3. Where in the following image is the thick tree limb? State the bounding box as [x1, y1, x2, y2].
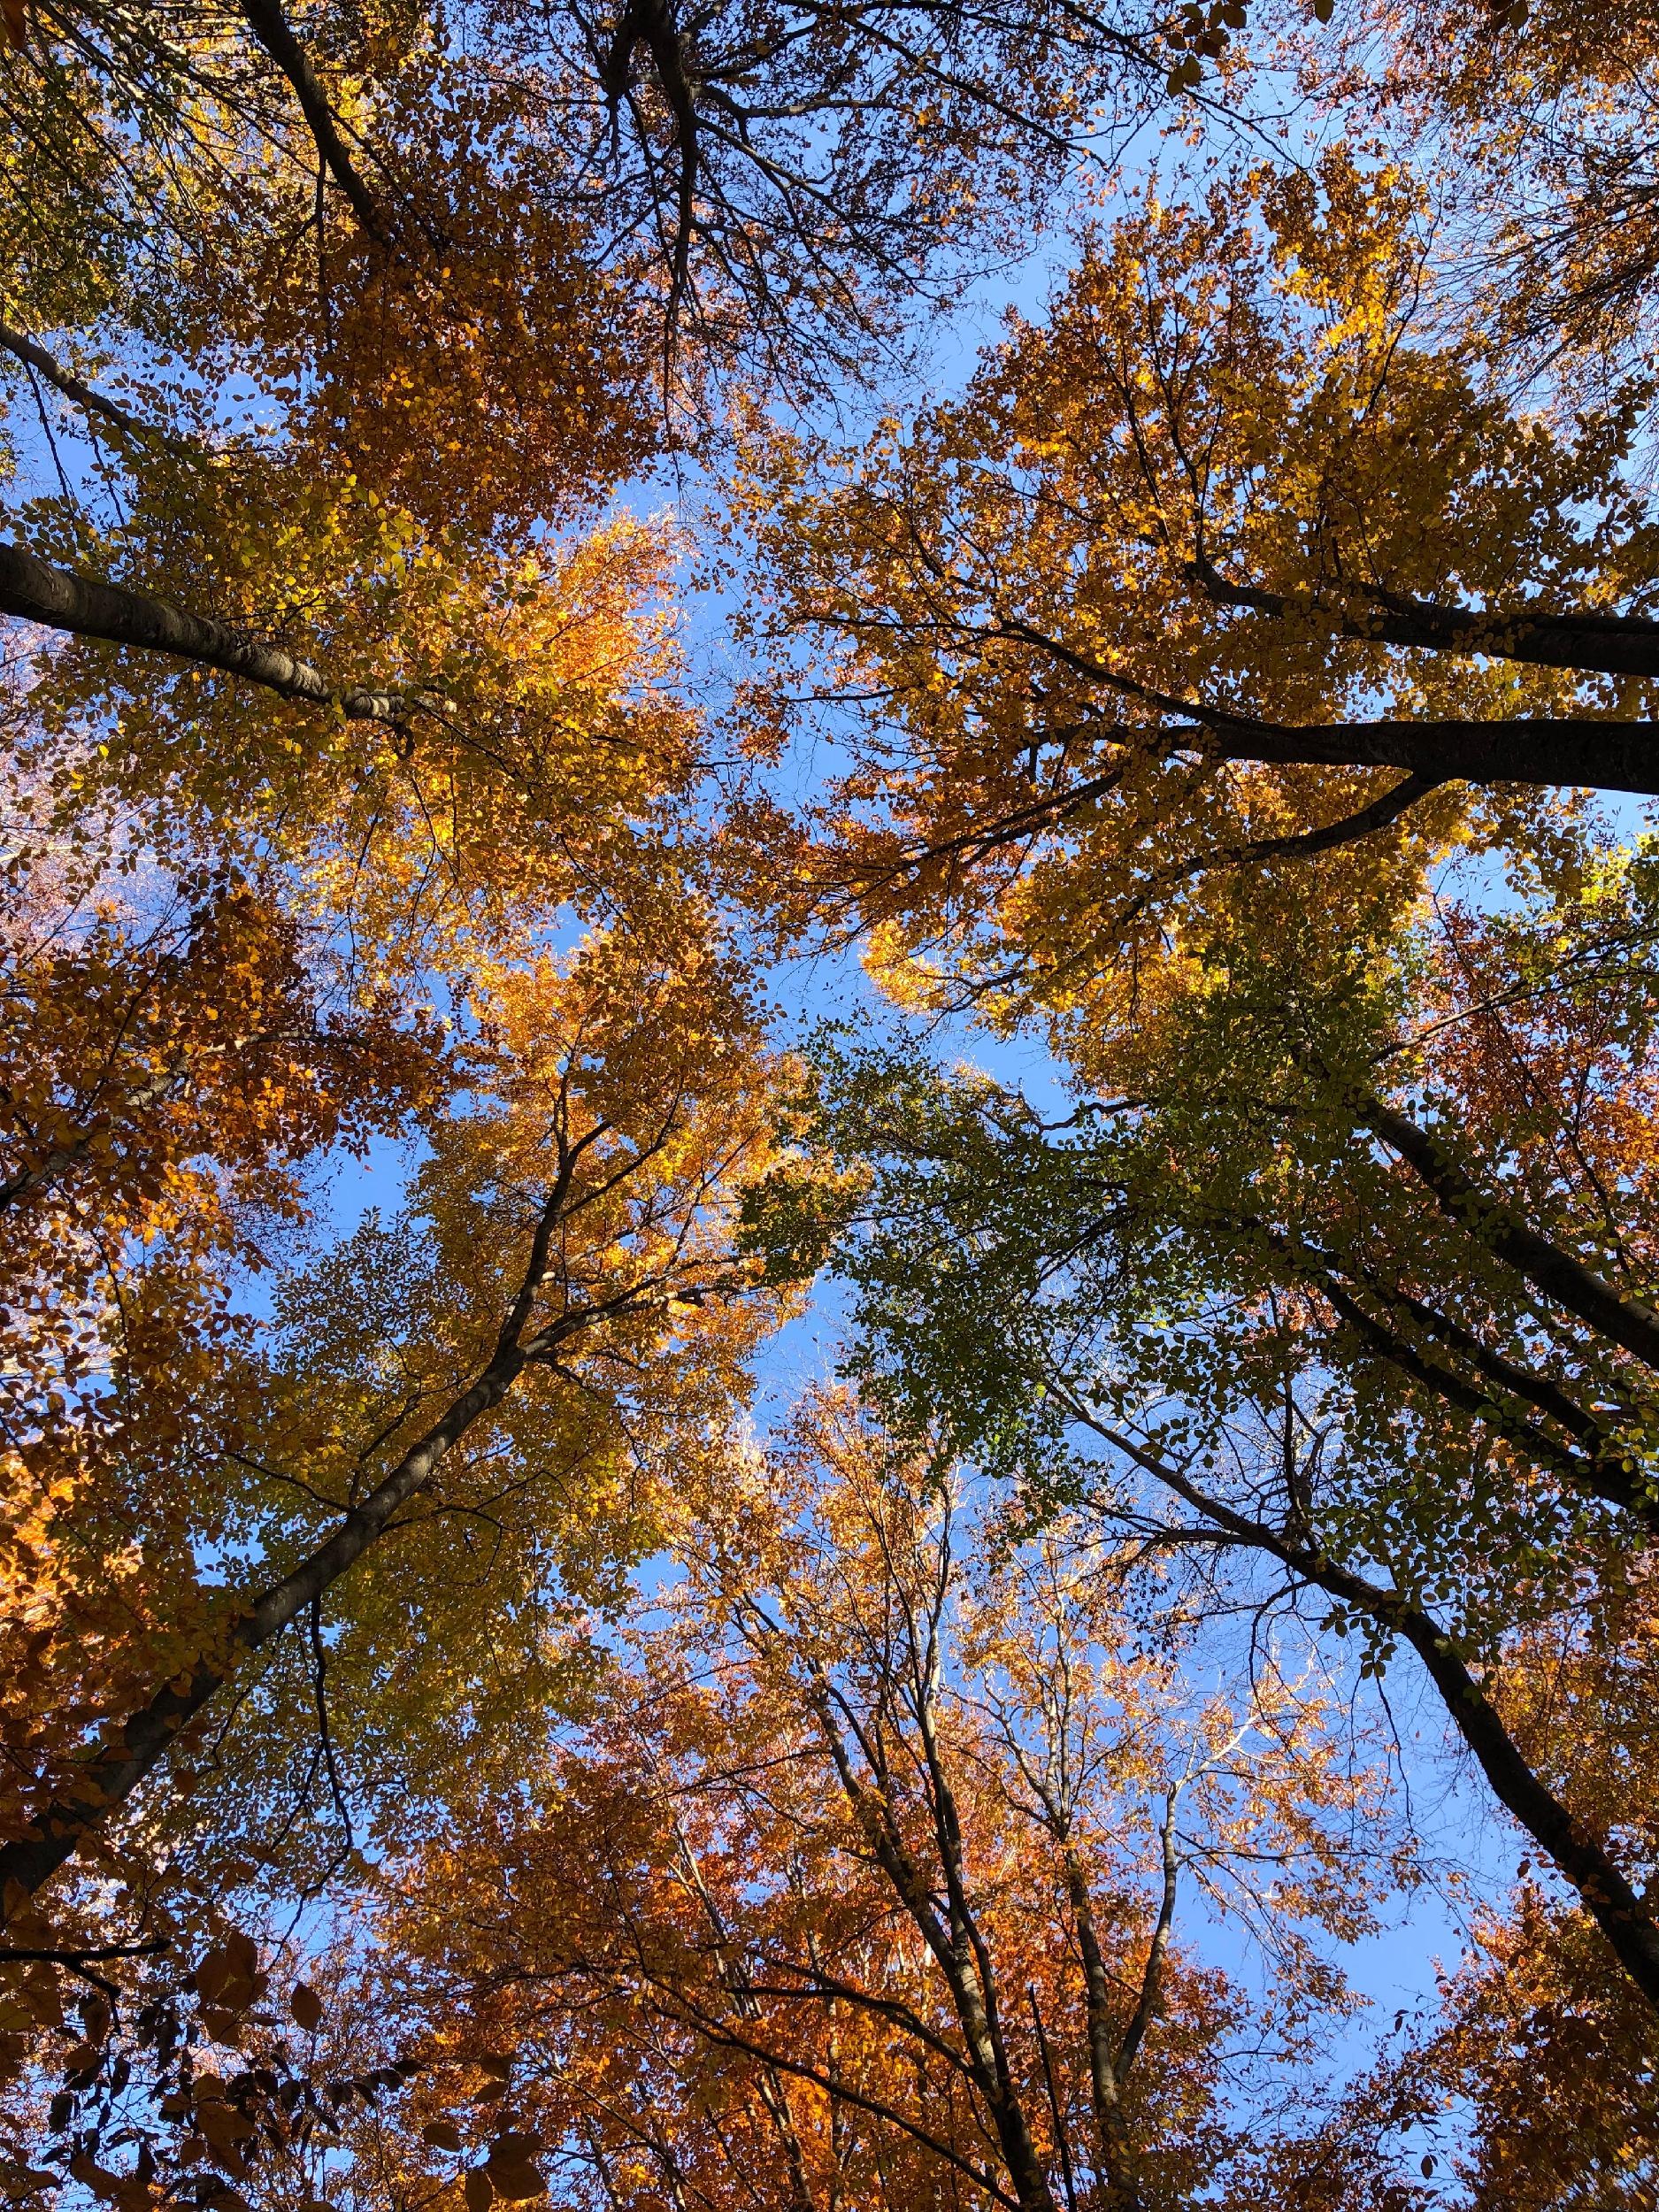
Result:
[235, 0, 387, 243]
[1191, 559, 1659, 684]
[600, 0, 701, 320]
[0, 540, 436, 726]
[1153, 713, 1659, 795]
[1356, 1092, 1659, 1372]
[997, 611, 1659, 794]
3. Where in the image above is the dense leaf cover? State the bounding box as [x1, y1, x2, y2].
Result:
[3, 2, 1659, 2208]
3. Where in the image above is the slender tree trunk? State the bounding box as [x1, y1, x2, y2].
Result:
[1059, 1847, 1141, 2209]
[1091, 1420, 1659, 2015]
[235, 0, 388, 242]
[0, 1348, 526, 1914]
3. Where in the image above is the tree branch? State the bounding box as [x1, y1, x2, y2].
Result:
[1177, 714, 1659, 796]
[0, 539, 441, 727]
[1355, 1091, 1659, 1372]
[0, 324, 194, 454]
[1066, 1401, 1659, 2016]
[1190, 557, 1659, 684]
[1114, 1793, 1175, 2077]
[0, 1178, 602, 1914]
[235, 0, 388, 243]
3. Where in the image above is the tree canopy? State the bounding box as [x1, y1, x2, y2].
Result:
[4, 1, 1659, 2207]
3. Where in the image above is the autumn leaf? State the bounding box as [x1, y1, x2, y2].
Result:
[486, 2132, 546, 2201]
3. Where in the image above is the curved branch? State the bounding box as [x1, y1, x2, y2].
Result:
[1191, 558, 1659, 684]
[1068, 1402, 1659, 2016]
[1356, 1092, 1659, 1372]
[0, 324, 195, 454]
[0, 1178, 612, 1914]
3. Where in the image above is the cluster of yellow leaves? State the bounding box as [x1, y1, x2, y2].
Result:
[734, 149, 1658, 1029]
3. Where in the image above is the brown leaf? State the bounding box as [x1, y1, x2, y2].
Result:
[422, 2119, 465, 2151]
[489, 2133, 540, 2161]
[197, 2102, 255, 2153]
[21, 1967, 62, 2030]
[289, 1983, 323, 2033]
[465, 2170, 494, 2212]
[486, 2136, 546, 2202]
[195, 1932, 263, 2016]
[223, 1931, 258, 1979]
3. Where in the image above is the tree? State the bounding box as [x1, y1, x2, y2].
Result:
[12, 0, 1659, 2193]
[734, 150, 1659, 1009]
[744, 864, 1659, 2012]
[0, 920, 790, 1934]
[323, 1392, 1407, 2212]
[0, 0, 1205, 2078]
[0, 861, 441, 1924]
[719, 103, 1659, 2034]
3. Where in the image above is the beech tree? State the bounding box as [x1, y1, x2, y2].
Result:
[743, 834, 1659, 2014]
[8, 0, 1659, 2204]
[307, 1395, 1406, 2212]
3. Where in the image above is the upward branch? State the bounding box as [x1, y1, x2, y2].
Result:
[0, 1178, 619, 1916]
[235, 0, 388, 244]
[1356, 1091, 1659, 1372]
[0, 324, 196, 456]
[1069, 1402, 1659, 2016]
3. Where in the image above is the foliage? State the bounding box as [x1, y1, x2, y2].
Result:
[5, 0, 1659, 2202]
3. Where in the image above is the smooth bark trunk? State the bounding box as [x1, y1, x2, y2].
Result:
[0, 540, 426, 726]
